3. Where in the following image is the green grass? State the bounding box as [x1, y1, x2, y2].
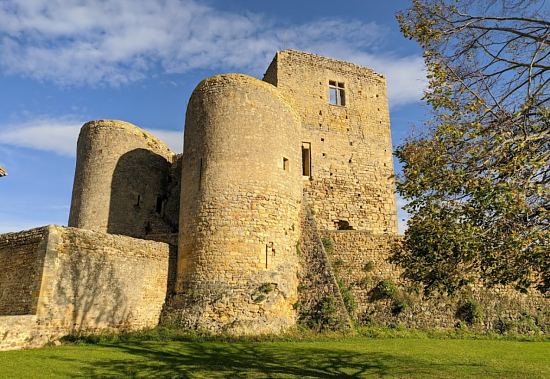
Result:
[1, 336, 549, 378]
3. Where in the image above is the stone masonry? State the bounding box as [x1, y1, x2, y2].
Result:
[0, 226, 171, 350]
[2, 50, 546, 350]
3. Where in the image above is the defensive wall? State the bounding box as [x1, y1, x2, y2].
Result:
[321, 231, 549, 331]
[0, 226, 174, 351]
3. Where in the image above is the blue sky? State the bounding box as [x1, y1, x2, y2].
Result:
[0, 0, 428, 233]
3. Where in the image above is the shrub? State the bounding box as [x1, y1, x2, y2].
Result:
[258, 283, 275, 294]
[337, 279, 357, 315]
[363, 261, 375, 272]
[321, 237, 334, 254]
[372, 279, 398, 300]
[456, 299, 483, 325]
[313, 295, 342, 330]
[332, 258, 344, 271]
[391, 300, 408, 316]
[253, 294, 266, 303]
[510, 313, 542, 334]
[494, 318, 513, 334]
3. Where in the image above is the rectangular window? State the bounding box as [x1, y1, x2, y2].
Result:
[302, 142, 311, 177]
[155, 195, 163, 214]
[282, 157, 289, 171]
[328, 80, 345, 106]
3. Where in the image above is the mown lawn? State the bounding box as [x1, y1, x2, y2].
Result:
[1, 337, 548, 378]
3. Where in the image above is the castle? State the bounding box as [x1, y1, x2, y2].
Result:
[1, 50, 547, 351]
[0, 50, 397, 349]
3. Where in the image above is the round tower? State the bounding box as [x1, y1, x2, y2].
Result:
[68, 120, 175, 237]
[169, 74, 302, 334]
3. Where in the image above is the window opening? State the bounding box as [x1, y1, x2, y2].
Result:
[283, 157, 289, 171]
[135, 194, 141, 207]
[329, 81, 345, 106]
[336, 220, 354, 230]
[198, 158, 203, 190]
[155, 195, 163, 214]
[301, 142, 311, 177]
[265, 242, 274, 269]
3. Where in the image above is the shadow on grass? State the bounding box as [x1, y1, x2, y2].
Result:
[59, 340, 483, 378]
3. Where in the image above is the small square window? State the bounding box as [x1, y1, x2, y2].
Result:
[328, 81, 345, 106]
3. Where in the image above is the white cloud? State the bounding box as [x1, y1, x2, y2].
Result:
[0, 118, 81, 156]
[0, 118, 183, 156]
[0, 0, 426, 105]
[149, 129, 183, 153]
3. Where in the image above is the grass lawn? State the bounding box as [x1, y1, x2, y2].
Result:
[0, 337, 548, 378]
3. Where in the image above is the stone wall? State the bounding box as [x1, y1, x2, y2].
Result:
[0, 227, 48, 315]
[264, 50, 398, 234]
[165, 74, 302, 334]
[296, 201, 352, 329]
[323, 231, 550, 332]
[0, 226, 171, 350]
[0, 316, 43, 350]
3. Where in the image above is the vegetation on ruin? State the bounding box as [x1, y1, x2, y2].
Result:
[372, 279, 398, 299]
[1, 332, 548, 378]
[321, 236, 334, 254]
[392, 0, 550, 295]
[456, 299, 484, 325]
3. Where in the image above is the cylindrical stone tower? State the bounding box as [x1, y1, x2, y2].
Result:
[167, 74, 302, 334]
[68, 120, 175, 237]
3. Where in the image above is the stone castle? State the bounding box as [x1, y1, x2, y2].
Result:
[0, 50, 397, 348]
[2, 50, 544, 350]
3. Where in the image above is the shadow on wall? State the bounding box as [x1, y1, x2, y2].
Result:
[54, 247, 130, 333]
[108, 148, 173, 237]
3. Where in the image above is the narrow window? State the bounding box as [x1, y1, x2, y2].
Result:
[265, 242, 274, 269]
[155, 195, 163, 214]
[198, 158, 203, 190]
[282, 157, 289, 171]
[328, 81, 345, 106]
[302, 142, 311, 177]
[135, 194, 141, 207]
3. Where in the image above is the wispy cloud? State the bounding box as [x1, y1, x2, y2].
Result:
[148, 129, 183, 153]
[0, 117, 183, 156]
[0, 118, 80, 156]
[0, 0, 426, 105]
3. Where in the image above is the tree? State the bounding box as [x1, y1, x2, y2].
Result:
[392, 0, 549, 294]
